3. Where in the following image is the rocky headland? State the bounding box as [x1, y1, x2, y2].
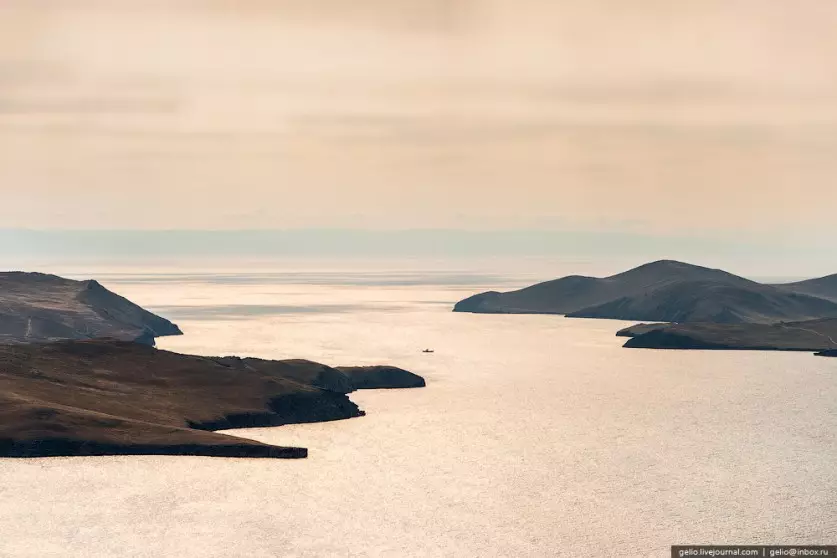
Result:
[0, 272, 182, 345]
[336, 366, 427, 390]
[0, 339, 425, 459]
[0, 272, 425, 458]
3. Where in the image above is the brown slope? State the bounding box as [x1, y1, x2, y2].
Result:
[0, 339, 425, 458]
[0, 272, 182, 345]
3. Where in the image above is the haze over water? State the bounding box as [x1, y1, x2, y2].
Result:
[1, 260, 834, 557]
[4, 1, 837, 246]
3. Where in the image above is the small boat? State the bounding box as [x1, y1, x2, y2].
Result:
[422, 349, 434, 353]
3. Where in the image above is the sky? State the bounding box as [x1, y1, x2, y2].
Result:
[2, 1, 837, 249]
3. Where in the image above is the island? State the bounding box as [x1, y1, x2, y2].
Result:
[0, 338, 426, 459]
[0, 272, 182, 345]
[453, 260, 837, 324]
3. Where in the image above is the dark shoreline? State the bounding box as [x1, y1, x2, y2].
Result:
[0, 440, 309, 459]
[619, 320, 837, 353]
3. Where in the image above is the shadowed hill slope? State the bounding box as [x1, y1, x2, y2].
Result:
[0, 339, 425, 458]
[566, 279, 837, 323]
[778, 274, 837, 302]
[0, 272, 182, 345]
[454, 260, 837, 324]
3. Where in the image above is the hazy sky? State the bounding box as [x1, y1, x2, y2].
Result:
[2, 1, 837, 237]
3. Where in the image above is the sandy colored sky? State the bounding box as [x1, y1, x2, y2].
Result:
[2, 0, 837, 235]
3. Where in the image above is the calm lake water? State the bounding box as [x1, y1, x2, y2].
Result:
[1, 260, 835, 557]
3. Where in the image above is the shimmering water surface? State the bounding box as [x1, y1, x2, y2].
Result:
[1, 261, 835, 557]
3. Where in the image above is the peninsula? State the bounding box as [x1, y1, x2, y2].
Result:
[0, 272, 182, 345]
[0, 338, 425, 458]
[618, 319, 837, 352]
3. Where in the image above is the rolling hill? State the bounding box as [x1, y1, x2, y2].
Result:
[777, 274, 837, 301]
[454, 260, 837, 324]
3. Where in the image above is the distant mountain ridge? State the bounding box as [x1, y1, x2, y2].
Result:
[454, 260, 837, 324]
[0, 271, 182, 345]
